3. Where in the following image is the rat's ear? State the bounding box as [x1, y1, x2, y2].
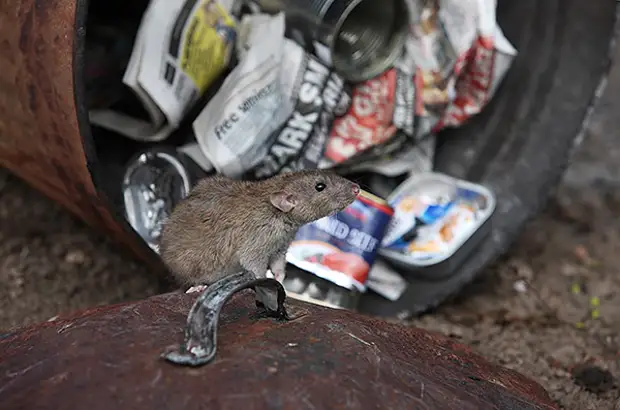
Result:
[270, 192, 298, 213]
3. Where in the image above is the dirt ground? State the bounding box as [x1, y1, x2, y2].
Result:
[3, 61, 620, 410]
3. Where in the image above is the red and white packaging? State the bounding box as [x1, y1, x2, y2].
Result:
[432, 31, 516, 131]
[324, 68, 415, 165]
[406, 0, 517, 136]
[320, 0, 516, 173]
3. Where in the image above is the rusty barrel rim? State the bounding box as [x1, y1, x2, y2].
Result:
[72, 0, 169, 273]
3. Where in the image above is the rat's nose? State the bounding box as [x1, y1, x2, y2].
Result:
[352, 184, 360, 196]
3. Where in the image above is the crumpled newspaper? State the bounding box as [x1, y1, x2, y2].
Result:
[191, 0, 516, 178]
[192, 12, 350, 179]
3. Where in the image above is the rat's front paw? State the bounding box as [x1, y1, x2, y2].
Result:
[268, 258, 287, 283]
[273, 270, 286, 283]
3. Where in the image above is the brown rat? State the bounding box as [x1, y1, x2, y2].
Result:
[158, 169, 360, 287]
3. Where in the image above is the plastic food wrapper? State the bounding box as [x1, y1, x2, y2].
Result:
[405, 0, 517, 137]
[193, 12, 350, 179]
[379, 172, 496, 277]
[322, 66, 416, 167]
[89, 0, 237, 142]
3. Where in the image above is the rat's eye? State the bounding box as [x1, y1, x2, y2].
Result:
[315, 182, 326, 192]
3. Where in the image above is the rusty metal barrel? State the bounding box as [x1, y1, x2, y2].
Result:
[0, 290, 560, 410]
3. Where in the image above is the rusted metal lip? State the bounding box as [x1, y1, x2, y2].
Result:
[162, 272, 288, 367]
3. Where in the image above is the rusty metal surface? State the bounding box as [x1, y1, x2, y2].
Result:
[0, 291, 559, 410]
[0, 0, 159, 268]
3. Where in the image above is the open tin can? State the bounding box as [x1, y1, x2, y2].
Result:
[122, 145, 209, 252]
[252, 0, 409, 82]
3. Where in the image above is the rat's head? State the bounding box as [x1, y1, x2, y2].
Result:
[267, 170, 360, 224]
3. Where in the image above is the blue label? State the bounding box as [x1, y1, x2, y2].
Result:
[294, 199, 391, 266]
[418, 202, 454, 225]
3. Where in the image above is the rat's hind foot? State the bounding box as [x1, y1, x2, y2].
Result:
[186, 285, 208, 294]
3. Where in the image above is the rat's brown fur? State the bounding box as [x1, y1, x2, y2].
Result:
[159, 170, 359, 286]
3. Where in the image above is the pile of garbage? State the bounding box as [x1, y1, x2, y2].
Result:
[85, 0, 517, 310]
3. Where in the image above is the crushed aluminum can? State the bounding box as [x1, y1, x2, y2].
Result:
[122, 146, 208, 252]
[379, 172, 495, 279]
[284, 189, 393, 309]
